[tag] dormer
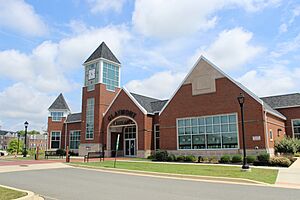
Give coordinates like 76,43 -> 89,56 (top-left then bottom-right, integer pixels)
48,93 -> 70,122
83,42 -> 121,92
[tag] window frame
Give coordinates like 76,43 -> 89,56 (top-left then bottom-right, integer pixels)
176,113 -> 239,150
154,124 -> 160,150
269,129 -> 273,141
85,98 -> 95,140
291,119 -> 300,139
69,130 -> 81,150
102,61 -> 120,91
51,111 -> 64,122
50,131 -> 61,149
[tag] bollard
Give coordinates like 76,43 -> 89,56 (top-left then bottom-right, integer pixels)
66,146 -> 70,163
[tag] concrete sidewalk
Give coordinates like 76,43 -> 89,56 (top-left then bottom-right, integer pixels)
0,162 -> 71,173
276,158 -> 300,188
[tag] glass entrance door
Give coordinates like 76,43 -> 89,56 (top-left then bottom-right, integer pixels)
125,139 -> 135,156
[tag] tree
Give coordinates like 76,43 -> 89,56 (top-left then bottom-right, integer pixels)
7,138 -> 23,154
17,130 -> 40,136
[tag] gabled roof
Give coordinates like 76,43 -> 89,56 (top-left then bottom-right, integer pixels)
130,93 -> 168,113
84,42 -> 120,64
0,130 -> 16,135
159,55 -> 286,120
48,93 -> 70,111
261,93 -> 300,109
66,113 -> 82,123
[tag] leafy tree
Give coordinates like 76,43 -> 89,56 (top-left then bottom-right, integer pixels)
17,130 -> 40,136
7,138 -> 23,154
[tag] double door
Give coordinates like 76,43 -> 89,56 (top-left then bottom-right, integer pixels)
125,139 -> 135,156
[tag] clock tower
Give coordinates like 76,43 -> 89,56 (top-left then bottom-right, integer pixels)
79,42 -> 121,155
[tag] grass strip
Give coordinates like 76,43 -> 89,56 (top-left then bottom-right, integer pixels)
0,186 -> 27,200
71,161 -> 278,184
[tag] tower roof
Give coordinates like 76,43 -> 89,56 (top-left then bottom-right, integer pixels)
84,42 -> 120,64
48,93 -> 70,111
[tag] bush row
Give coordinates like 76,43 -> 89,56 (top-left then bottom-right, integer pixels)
275,136 -> 300,154
149,151 -> 294,167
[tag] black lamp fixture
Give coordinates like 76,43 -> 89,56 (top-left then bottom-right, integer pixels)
237,93 -> 250,170
23,121 -> 29,157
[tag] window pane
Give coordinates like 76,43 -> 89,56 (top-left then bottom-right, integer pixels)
179,135 -> 191,149
198,118 -> 205,125
199,126 -> 205,133
221,124 -> 229,132
191,118 -> 198,126
229,115 -> 236,123
222,133 -> 238,148
207,134 -> 221,148
221,115 -> 228,123
178,128 -> 184,135
229,124 -> 237,132
192,135 -> 206,149
192,126 -> 198,134
213,116 -> 220,124
185,119 -> 191,126
293,120 -> 300,127
213,125 -> 220,133
178,120 -> 184,127
205,117 -> 212,125
206,125 -> 212,133
185,127 -> 191,135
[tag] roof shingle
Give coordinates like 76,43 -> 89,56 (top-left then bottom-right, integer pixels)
84,42 -> 120,64
66,113 -> 82,123
130,93 -> 168,114
48,93 -> 70,111
261,93 -> 300,109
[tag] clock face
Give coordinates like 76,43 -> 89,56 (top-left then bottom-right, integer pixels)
88,68 -> 96,80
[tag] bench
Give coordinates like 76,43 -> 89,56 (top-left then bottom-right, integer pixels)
44,150 -> 64,159
84,151 -> 104,162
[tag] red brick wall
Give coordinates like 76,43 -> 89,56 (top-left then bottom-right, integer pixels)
265,113 -> 286,149
160,77 -> 266,150
276,107 -> 300,137
102,90 -> 151,151
81,83 -> 120,145
47,117 -> 66,149
65,122 -> 82,149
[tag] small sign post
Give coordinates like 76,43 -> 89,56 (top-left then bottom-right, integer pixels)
114,134 -> 120,168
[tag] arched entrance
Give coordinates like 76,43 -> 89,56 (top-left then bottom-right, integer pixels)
107,116 -> 138,157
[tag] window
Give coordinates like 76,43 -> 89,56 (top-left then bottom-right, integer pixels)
177,113 -> 238,150
86,98 -> 94,139
269,129 -> 273,141
103,62 -> 119,91
70,131 -> 80,150
154,125 -> 160,150
124,126 -> 136,139
51,112 -> 63,121
292,119 -> 300,139
51,131 -> 61,149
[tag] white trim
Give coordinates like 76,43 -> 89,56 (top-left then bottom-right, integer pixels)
154,124 -> 160,150
264,107 -> 286,120
175,113 -> 239,150
106,116 -> 138,156
69,130 -> 81,150
65,120 -> 82,124
102,89 -> 123,117
269,129 -> 273,141
159,56 -> 284,120
123,87 -> 148,115
291,119 -> 300,139
50,131 -> 61,150
274,105 -> 300,109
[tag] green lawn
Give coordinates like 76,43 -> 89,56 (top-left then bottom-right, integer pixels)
0,186 -> 27,200
71,161 -> 278,184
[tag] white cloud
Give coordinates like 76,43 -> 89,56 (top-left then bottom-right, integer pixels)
279,23 -> 288,33
0,24 -> 131,131
132,0 -> 280,38
270,33 -> 300,58
88,0 -> 126,14
126,71 -> 185,99
0,0 -> 47,36
237,65 -> 300,96
193,27 -> 263,70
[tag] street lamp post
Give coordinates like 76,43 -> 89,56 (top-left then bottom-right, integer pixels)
237,93 -> 250,170
23,121 -> 29,157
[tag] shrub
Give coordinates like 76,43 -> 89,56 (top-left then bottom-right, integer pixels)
166,154 -> 176,162
176,155 -> 185,162
202,157 -> 209,163
254,152 -> 270,166
269,157 -> 291,167
147,155 -> 154,160
56,148 -> 66,156
231,155 -> 242,163
275,137 -> 297,154
153,150 -> 168,161
246,155 -> 256,163
208,156 -> 218,164
219,155 -> 231,163
185,155 -> 196,162
294,152 -> 300,157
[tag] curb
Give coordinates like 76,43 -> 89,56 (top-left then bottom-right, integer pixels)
0,184 -> 43,200
69,163 -> 269,186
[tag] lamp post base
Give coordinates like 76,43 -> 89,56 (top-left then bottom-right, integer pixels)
241,164 -> 251,172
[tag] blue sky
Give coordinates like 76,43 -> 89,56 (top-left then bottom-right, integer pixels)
0,0 -> 300,132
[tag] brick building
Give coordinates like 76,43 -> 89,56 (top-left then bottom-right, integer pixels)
47,42 -> 300,157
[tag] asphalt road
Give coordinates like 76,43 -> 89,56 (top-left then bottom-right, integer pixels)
0,167 -> 300,200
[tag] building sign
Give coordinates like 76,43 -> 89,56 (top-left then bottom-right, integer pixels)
108,109 -> 136,121
252,136 -> 261,141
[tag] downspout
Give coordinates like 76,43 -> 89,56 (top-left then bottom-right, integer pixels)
264,110 -> 270,153
65,123 -> 68,150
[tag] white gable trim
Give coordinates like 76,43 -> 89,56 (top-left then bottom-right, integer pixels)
102,87 -> 148,117
159,55 -> 264,115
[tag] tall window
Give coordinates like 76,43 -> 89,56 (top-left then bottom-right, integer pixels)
51,131 -> 61,149
70,131 -> 80,149
103,62 -> 119,91
269,129 -> 273,141
177,113 -> 238,150
86,98 -> 94,139
154,124 -> 160,150
51,112 -> 63,121
292,119 -> 300,139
